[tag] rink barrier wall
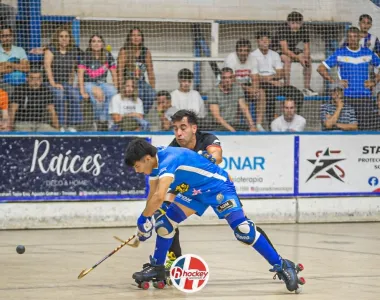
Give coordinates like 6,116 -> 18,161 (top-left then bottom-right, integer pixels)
0,132 -> 379,229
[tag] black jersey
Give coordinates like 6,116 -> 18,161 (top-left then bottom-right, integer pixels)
169,131 -> 221,152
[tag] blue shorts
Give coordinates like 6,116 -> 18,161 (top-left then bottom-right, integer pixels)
173,192 -> 243,219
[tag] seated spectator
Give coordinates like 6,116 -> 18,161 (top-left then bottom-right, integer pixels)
271,98 -> 306,132
78,34 -> 117,130
44,27 -> 83,132
321,87 -> 358,131
252,31 -> 304,126
9,70 -> 59,132
340,14 -> 380,55
171,69 -> 205,118
317,27 -> 380,131
0,26 -> 30,95
0,88 -> 9,131
109,77 -> 148,131
208,67 -> 257,131
223,39 -> 265,130
146,90 -> 178,131
117,27 -> 156,114
272,11 -> 317,96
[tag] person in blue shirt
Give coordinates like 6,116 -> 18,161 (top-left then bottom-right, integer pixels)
124,138 -> 305,292
317,26 -> 380,130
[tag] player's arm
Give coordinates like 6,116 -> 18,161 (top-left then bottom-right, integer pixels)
142,176 -> 174,217
207,145 -> 222,165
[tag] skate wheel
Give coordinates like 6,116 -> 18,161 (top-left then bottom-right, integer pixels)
296,263 -> 304,272
153,281 -> 165,289
141,281 -> 150,290
298,277 -> 306,285
295,287 -> 303,294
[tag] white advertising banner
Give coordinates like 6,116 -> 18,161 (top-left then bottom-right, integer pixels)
299,135 -> 380,195
152,135 -> 294,196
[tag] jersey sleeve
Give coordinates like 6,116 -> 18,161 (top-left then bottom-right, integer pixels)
156,155 -> 177,179
203,134 -> 222,149
323,50 -> 339,69
371,51 -> 380,68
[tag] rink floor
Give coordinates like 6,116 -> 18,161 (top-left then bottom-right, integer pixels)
1,223 -> 380,300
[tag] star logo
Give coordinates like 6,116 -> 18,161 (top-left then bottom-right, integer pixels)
306,148 -> 346,182
192,188 -> 202,196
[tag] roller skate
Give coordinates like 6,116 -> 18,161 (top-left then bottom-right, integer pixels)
269,259 -> 305,294
164,251 -> 177,286
133,256 -> 166,290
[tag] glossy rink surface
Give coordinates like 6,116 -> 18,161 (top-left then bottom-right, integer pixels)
1,223 -> 379,300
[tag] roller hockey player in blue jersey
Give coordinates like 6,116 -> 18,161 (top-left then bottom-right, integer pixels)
124,138 -> 305,292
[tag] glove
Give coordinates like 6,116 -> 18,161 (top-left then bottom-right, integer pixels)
136,214 -> 153,242
198,150 -> 216,164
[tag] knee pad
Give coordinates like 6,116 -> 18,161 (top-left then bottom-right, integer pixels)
154,212 -> 177,239
234,219 -> 260,246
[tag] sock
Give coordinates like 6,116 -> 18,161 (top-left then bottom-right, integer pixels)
153,203 -> 187,265
169,228 -> 182,257
253,234 -> 282,266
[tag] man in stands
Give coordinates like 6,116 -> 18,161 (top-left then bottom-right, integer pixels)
170,69 -> 206,119
321,87 -> 358,131
317,27 -> 380,131
224,39 -> 265,131
252,31 -> 304,128
271,98 -> 306,132
146,90 -> 178,131
9,70 -> 59,132
0,26 -> 30,95
272,11 -> 317,96
208,67 -> 257,131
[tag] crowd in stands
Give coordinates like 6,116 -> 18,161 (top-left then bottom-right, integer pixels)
0,11 -> 380,132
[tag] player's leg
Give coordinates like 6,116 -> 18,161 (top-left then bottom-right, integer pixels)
133,198 -> 208,287
213,196 -> 303,292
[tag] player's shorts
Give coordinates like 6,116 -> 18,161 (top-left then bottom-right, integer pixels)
173,192 -> 243,219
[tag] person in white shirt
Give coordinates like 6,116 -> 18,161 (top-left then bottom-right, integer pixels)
170,68 -> 205,119
252,31 -> 304,127
109,77 -> 149,131
271,99 -> 306,132
224,39 -> 266,131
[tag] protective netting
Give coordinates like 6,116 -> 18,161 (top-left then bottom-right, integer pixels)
0,2 -> 380,132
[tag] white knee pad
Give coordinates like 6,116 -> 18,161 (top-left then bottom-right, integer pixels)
234,220 -> 261,246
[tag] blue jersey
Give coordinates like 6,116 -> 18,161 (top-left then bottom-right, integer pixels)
149,146 -> 235,205
323,46 -> 380,98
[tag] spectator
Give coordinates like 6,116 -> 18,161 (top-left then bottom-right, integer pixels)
340,14 -> 380,55
171,69 -> 206,119
271,98 -> 306,132
208,67 -> 257,131
78,34 -> 117,130
0,88 -> 9,131
272,11 -> 317,96
117,27 -> 156,114
317,27 -> 380,131
9,70 -> 59,132
252,31 -> 304,126
109,77 -> 148,131
0,26 -> 30,95
44,27 -> 83,132
146,90 -> 178,131
223,39 -> 266,130
321,87 -> 358,131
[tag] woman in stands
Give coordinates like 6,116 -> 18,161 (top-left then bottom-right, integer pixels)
117,27 -> 156,114
109,77 -> 149,131
78,34 -> 118,131
44,27 -> 83,132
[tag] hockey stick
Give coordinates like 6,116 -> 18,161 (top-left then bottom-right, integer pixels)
113,235 -> 140,248
77,234 -> 136,279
